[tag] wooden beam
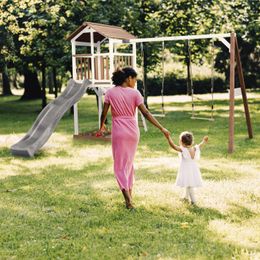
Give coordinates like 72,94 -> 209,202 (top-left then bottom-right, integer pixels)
84,58 -> 87,79
228,32 -> 236,153
217,37 -> 230,51
235,37 -> 253,138
130,33 -> 231,43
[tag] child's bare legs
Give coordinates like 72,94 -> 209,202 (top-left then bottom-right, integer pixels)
121,189 -> 134,209
184,188 -> 189,200
188,187 -> 196,204
183,187 -> 196,204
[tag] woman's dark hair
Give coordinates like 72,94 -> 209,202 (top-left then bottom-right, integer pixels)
112,67 -> 137,86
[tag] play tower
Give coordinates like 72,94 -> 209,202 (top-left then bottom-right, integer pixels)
67,22 -> 137,134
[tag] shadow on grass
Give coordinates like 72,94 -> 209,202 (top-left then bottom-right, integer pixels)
227,203 -> 257,223
0,161 -> 251,259
201,168 -> 244,181
136,159 -> 245,183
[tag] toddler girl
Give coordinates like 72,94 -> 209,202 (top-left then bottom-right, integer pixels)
167,131 -> 208,205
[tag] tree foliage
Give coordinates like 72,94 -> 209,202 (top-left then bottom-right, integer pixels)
0,0 -> 258,98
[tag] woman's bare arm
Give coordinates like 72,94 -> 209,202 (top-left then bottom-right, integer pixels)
99,102 -> 110,132
138,103 -> 170,138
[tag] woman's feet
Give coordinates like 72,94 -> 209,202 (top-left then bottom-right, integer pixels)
125,201 -> 135,210
122,189 -> 135,210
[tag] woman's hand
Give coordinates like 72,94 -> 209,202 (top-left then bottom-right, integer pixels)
96,125 -> 106,137
161,128 -> 171,139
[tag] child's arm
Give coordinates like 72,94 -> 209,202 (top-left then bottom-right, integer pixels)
167,135 -> 182,152
198,136 -> 208,149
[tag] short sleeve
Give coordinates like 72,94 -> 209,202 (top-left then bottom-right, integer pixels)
194,145 -> 201,160
104,90 -> 110,104
135,91 -> 144,107
180,147 -> 190,159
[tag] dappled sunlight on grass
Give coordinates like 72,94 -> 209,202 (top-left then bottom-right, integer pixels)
208,218 -> 260,250
0,93 -> 259,258
0,132 -> 113,178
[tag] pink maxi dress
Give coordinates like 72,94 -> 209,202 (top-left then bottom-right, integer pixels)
104,86 -> 144,190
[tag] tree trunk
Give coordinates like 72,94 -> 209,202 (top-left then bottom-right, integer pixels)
21,68 -> 42,100
2,64 -> 12,96
53,67 -> 58,98
41,64 -> 47,109
12,70 -> 19,89
47,69 -> 54,94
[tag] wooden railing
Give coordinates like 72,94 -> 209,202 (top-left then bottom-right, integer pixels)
114,54 -> 132,68
74,53 -> 133,81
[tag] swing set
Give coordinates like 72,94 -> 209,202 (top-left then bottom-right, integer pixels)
135,32 -> 253,152
67,22 -> 253,153
141,37 -> 218,121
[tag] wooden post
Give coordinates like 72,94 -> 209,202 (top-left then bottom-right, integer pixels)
71,40 -> 79,135
114,55 -> 117,68
87,58 -> 90,79
105,56 -> 109,80
90,30 -> 95,83
109,39 -> 114,82
80,57 -> 83,80
97,42 -> 101,80
228,33 -> 236,153
94,57 -> 98,79
235,37 -> 253,139
84,58 -> 87,79
101,56 -> 104,80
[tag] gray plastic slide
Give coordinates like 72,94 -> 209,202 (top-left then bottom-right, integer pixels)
11,79 -> 91,157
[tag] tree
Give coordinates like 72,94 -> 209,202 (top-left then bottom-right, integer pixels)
0,26 -> 13,96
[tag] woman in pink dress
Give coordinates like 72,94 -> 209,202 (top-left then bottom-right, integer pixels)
97,67 -> 170,209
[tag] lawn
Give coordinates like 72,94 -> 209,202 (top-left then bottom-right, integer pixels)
0,90 -> 259,259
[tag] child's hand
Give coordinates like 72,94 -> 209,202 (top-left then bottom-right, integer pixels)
203,136 -> 209,143
161,128 -> 171,139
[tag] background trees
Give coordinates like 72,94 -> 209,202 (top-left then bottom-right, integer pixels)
0,0 -> 258,104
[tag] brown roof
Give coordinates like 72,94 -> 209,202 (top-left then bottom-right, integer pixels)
67,22 -> 136,42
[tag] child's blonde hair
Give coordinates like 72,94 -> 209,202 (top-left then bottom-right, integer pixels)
180,131 -> 194,146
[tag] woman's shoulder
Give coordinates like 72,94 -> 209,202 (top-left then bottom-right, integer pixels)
105,87 -> 117,95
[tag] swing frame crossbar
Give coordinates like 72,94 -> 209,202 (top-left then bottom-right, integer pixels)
131,32 -> 253,153
129,33 -> 231,44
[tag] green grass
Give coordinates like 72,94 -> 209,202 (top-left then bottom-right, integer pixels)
0,91 -> 259,259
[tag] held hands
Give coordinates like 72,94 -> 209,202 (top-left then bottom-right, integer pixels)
161,128 -> 171,139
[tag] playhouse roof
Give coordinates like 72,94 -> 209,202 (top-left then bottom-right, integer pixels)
67,22 -> 137,42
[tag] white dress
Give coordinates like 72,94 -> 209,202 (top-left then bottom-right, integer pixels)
175,145 -> 203,187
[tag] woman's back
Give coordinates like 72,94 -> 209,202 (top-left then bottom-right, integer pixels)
104,86 -> 143,118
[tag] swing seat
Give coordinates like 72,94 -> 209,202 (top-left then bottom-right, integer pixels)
152,113 -> 166,118
191,116 -> 214,121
